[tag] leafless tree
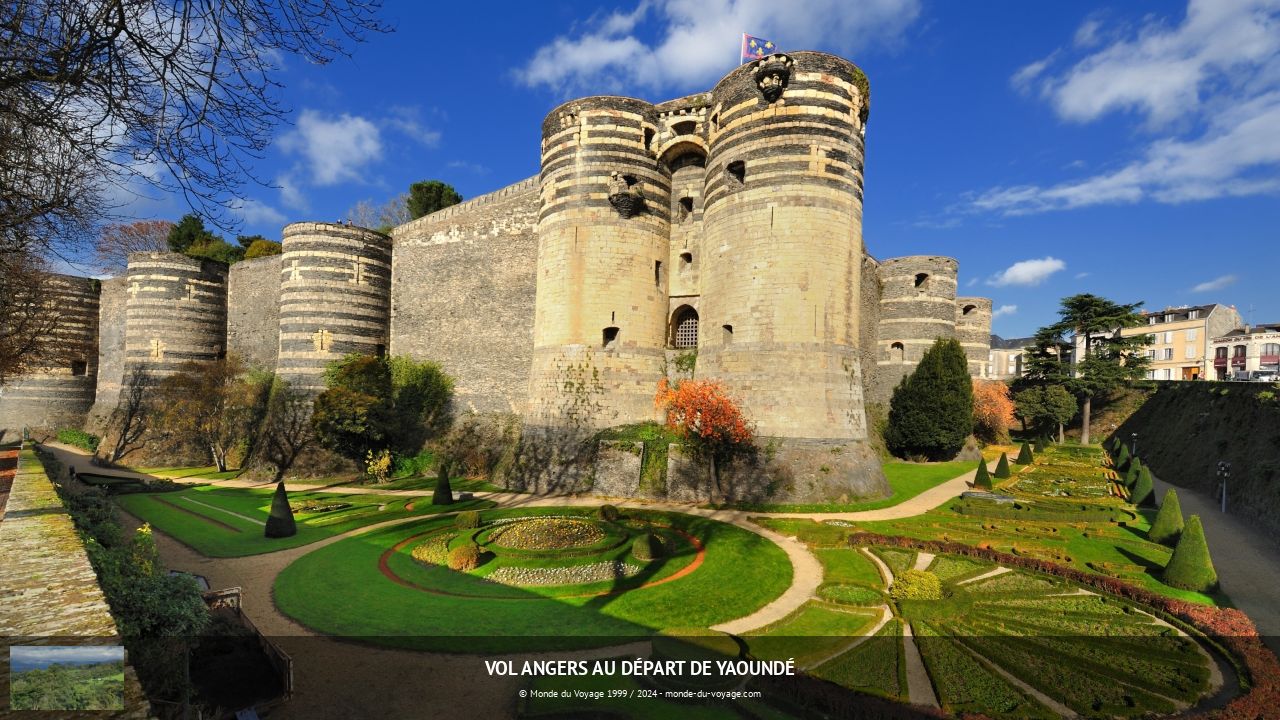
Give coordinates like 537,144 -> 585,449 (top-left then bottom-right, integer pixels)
0,252 -> 71,384
345,192 -> 410,231
93,220 -> 173,275
0,0 -> 390,258
104,363 -> 154,463
260,380 -> 315,482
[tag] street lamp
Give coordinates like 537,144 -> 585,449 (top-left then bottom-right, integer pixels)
1217,461 -> 1231,513
1131,432 -> 1138,457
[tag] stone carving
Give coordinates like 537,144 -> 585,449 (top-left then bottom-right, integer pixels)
754,54 -> 793,103
607,171 -> 644,218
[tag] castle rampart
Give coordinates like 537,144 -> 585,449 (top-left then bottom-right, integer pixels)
123,253 -> 228,380
871,255 -> 959,403
227,254 -> 283,371
956,296 -> 993,378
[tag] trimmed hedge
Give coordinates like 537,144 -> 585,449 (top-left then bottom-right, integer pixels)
264,482 -> 297,538
447,543 -> 482,571
1163,515 -> 1217,592
1132,466 -> 1154,507
56,428 -> 100,453
597,504 -> 620,522
973,459 -> 993,490
1015,441 -> 1034,465
632,532 -> 664,561
993,452 -> 1011,479
1149,489 -> 1184,546
454,510 -> 481,529
432,463 -> 454,506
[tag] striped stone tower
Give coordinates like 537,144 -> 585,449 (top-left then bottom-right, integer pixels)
525,96 -> 672,429
276,222 -> 393,395
0,274 -> 100,432
956,297 -> 993,378
872,255 -> 959,401
696,51 -> 872,440
123,253 -> 228,379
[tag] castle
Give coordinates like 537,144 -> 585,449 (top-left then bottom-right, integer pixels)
0,52 -> 991,502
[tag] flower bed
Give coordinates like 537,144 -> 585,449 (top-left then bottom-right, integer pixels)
487,560 -> 642,587
486,517 -> 607,550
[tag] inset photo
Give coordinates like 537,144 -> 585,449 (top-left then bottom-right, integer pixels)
9,645 -> 126,711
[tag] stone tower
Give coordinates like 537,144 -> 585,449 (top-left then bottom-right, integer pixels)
956,297 -> 993,378
871,255 -> 959,402
525,97 -> 672,429
697,52 -> 872,441
276,222 -> 393,394
123,253 -> 228,379
0,275 -> 100,433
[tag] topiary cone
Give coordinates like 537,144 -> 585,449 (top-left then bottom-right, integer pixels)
993,452 -> 1011,479
264,481 -> 297,538
1149,489 -> 1184,546
1016,441 -> 1034,465
432,461 -> 454,506
973,459 -> 993,490
1115,443 -> 1131,471
1131,466 -> 1155,507
1163,515 -> 1217,592
1125,459 -> 1143,488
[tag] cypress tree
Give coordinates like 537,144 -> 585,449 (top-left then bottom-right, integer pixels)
994,452 -> 1011,479
1016,441 -> 1034,465
432,461 -> 454,505
885,338 -> 975,461
264,481 -> 297,538
1131,466 -> 1154,506
973,459 -> 993,490
1149,489 -> 1184,546
1163,515 -> 1217,592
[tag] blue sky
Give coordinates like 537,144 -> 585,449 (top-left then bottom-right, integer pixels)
10,646 -> 124,673
101,0 -> 1280,338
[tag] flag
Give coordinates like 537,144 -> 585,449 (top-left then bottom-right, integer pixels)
741,34 -> 777,64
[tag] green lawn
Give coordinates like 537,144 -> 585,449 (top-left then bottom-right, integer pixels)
273,508 -> 792,652
713,461 -> 974,513
115,485 -> 492,557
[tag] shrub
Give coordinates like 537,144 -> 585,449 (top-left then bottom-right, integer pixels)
889,569 -> 942,601
264,481 -> 297,538
392,450 -> 435,478
56,428 -> 100,453
993,452 -> 1011,479
1125,459 -> 1142,488
973,459 -> 993,490
885,338 -> 974,460
1115,443 -> 1131,471
365,448 -> 392,483
455,510 -> 481,529
1131,466 -> 1154,506
1149,489 -> 1184,546
1034,434 -> 1051,452
411,534 -> 452,565
632,532 -> 665,561
447,543 -> 482,572
1163,515 -> 1217,592
972,379 -> 1015,443
1015,441 -> 1033,465
432,462 -> 454,505
598,504 -> 620,521
243,239 -> 282,259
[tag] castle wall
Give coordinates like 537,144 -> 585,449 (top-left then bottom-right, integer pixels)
858,255 -> 886,406
277,223 -> 392,394
124,253 -> 228,380
870,255 -> 958,404
88,278 -> 128,428
525,96 -> 672,429
956,296 -> 992,378
390,178 -> 540,414
0,275 -> 100,434
697,52 -> 871,441
227,254 -> 282,372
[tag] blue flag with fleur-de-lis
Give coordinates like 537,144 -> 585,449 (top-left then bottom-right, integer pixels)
741,34 -> 777,64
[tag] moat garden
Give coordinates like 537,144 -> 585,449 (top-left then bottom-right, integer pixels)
32,437 -> 1279,720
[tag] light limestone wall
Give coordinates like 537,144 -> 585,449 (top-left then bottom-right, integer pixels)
956,296 -> 992,378
123,253 -> 227,379
227,254 -> 282,372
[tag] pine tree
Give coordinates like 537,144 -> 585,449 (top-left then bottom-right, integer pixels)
1016,441 -> 1034,465
885,338 -> 974,461
994,452 -> 1011,479
1163,515 -> 1217,592
1149,489 -> 1184,546
264,481 -> 297,538
1131,466 -> 1154,506
973,459 -> 993,490
432,460 -> 454,505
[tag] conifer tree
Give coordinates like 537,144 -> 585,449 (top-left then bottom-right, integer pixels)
1131,466 -> 1154,506
1016,441 -> 1034,465
994,452 -> 1011,479
973,459 -> 993,490
264,481 -> 297,538
1115,443 -> 1131,471
1163,515 -> 1217,592
1125,458 -> 1143,488
1149,489 -> 1184,546
885,338 -> 974,461
432,460 -> 454,505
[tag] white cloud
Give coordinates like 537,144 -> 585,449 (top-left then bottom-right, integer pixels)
987,257 -> 1066,287
275,173 -> 308,212
11,646 -> 123,668
992,304 -> 1018,318
1191,274 -> 1238,292
232,198 -> 286,226
1074,271 -> 1091,279
279,110 -> 383,186
446,160 -> 490,175
384,105 -> 442,148
975,0 -> 1280,215
516,0 -> 921,93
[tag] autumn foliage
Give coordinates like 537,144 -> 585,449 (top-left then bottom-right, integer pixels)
972,379 -> 1015,443
654,379 -> 753,457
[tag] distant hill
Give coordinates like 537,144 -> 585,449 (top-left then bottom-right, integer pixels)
10,660 -> 125,711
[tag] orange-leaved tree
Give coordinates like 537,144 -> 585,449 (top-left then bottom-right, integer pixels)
972,379 -> 1015,444
654,378 -> 753,489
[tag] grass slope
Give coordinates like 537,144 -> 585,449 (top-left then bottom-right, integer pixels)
716,461 -> 973,513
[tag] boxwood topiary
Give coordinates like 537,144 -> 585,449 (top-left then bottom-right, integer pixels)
447,543 -> 482,572
1016,441 -> 1034,465
1162,515 -> 1217,592
598,504 -> 620,522
264,481 -> 297,538
889,569 -> 942,601
455,510 -> 481,529
973,459 -> 993,490
632,532 -> 664,561
1149,489 -> 1184,546
993,452 -> 1011,479
432,462 -> 454,506
1131,466 -> 1154,507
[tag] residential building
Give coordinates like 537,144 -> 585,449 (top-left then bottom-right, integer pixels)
988,335 -> 1036,380
1072,303 -> 1243,381
1210,323 -> 1280,380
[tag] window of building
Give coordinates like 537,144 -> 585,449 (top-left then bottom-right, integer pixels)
1234,345 -> 1247,357
1187,328 -> 1198,341
1263,343 -> 1280,356
678,197 -> 694,221
375,344 -> 386,357
1148,334 -> 1157,345
722,324 -> 734,344
671,307 -> 699,348
1185,345 -> 1196,359
1148,316 -> 1157,325
1163,348 -> 1174,360
1164,331 -> 1174,344
890,342 -> 905,362
70,360 -> 87,376
643,127 -> 655,149
1215,346 -> 1229,359
1189,310 -> 1200,319
1165,314 -> 1174,323
1162,368 -> 1171,379
1147,349 -> 1156,360
725,161 -> 745,189
1147,370 -> 1156,379
961,304 -> 977,316
654,260 -> 664,287
679,251 -> 693,268
914,273 -> 929,289
603,326 -> 620,348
